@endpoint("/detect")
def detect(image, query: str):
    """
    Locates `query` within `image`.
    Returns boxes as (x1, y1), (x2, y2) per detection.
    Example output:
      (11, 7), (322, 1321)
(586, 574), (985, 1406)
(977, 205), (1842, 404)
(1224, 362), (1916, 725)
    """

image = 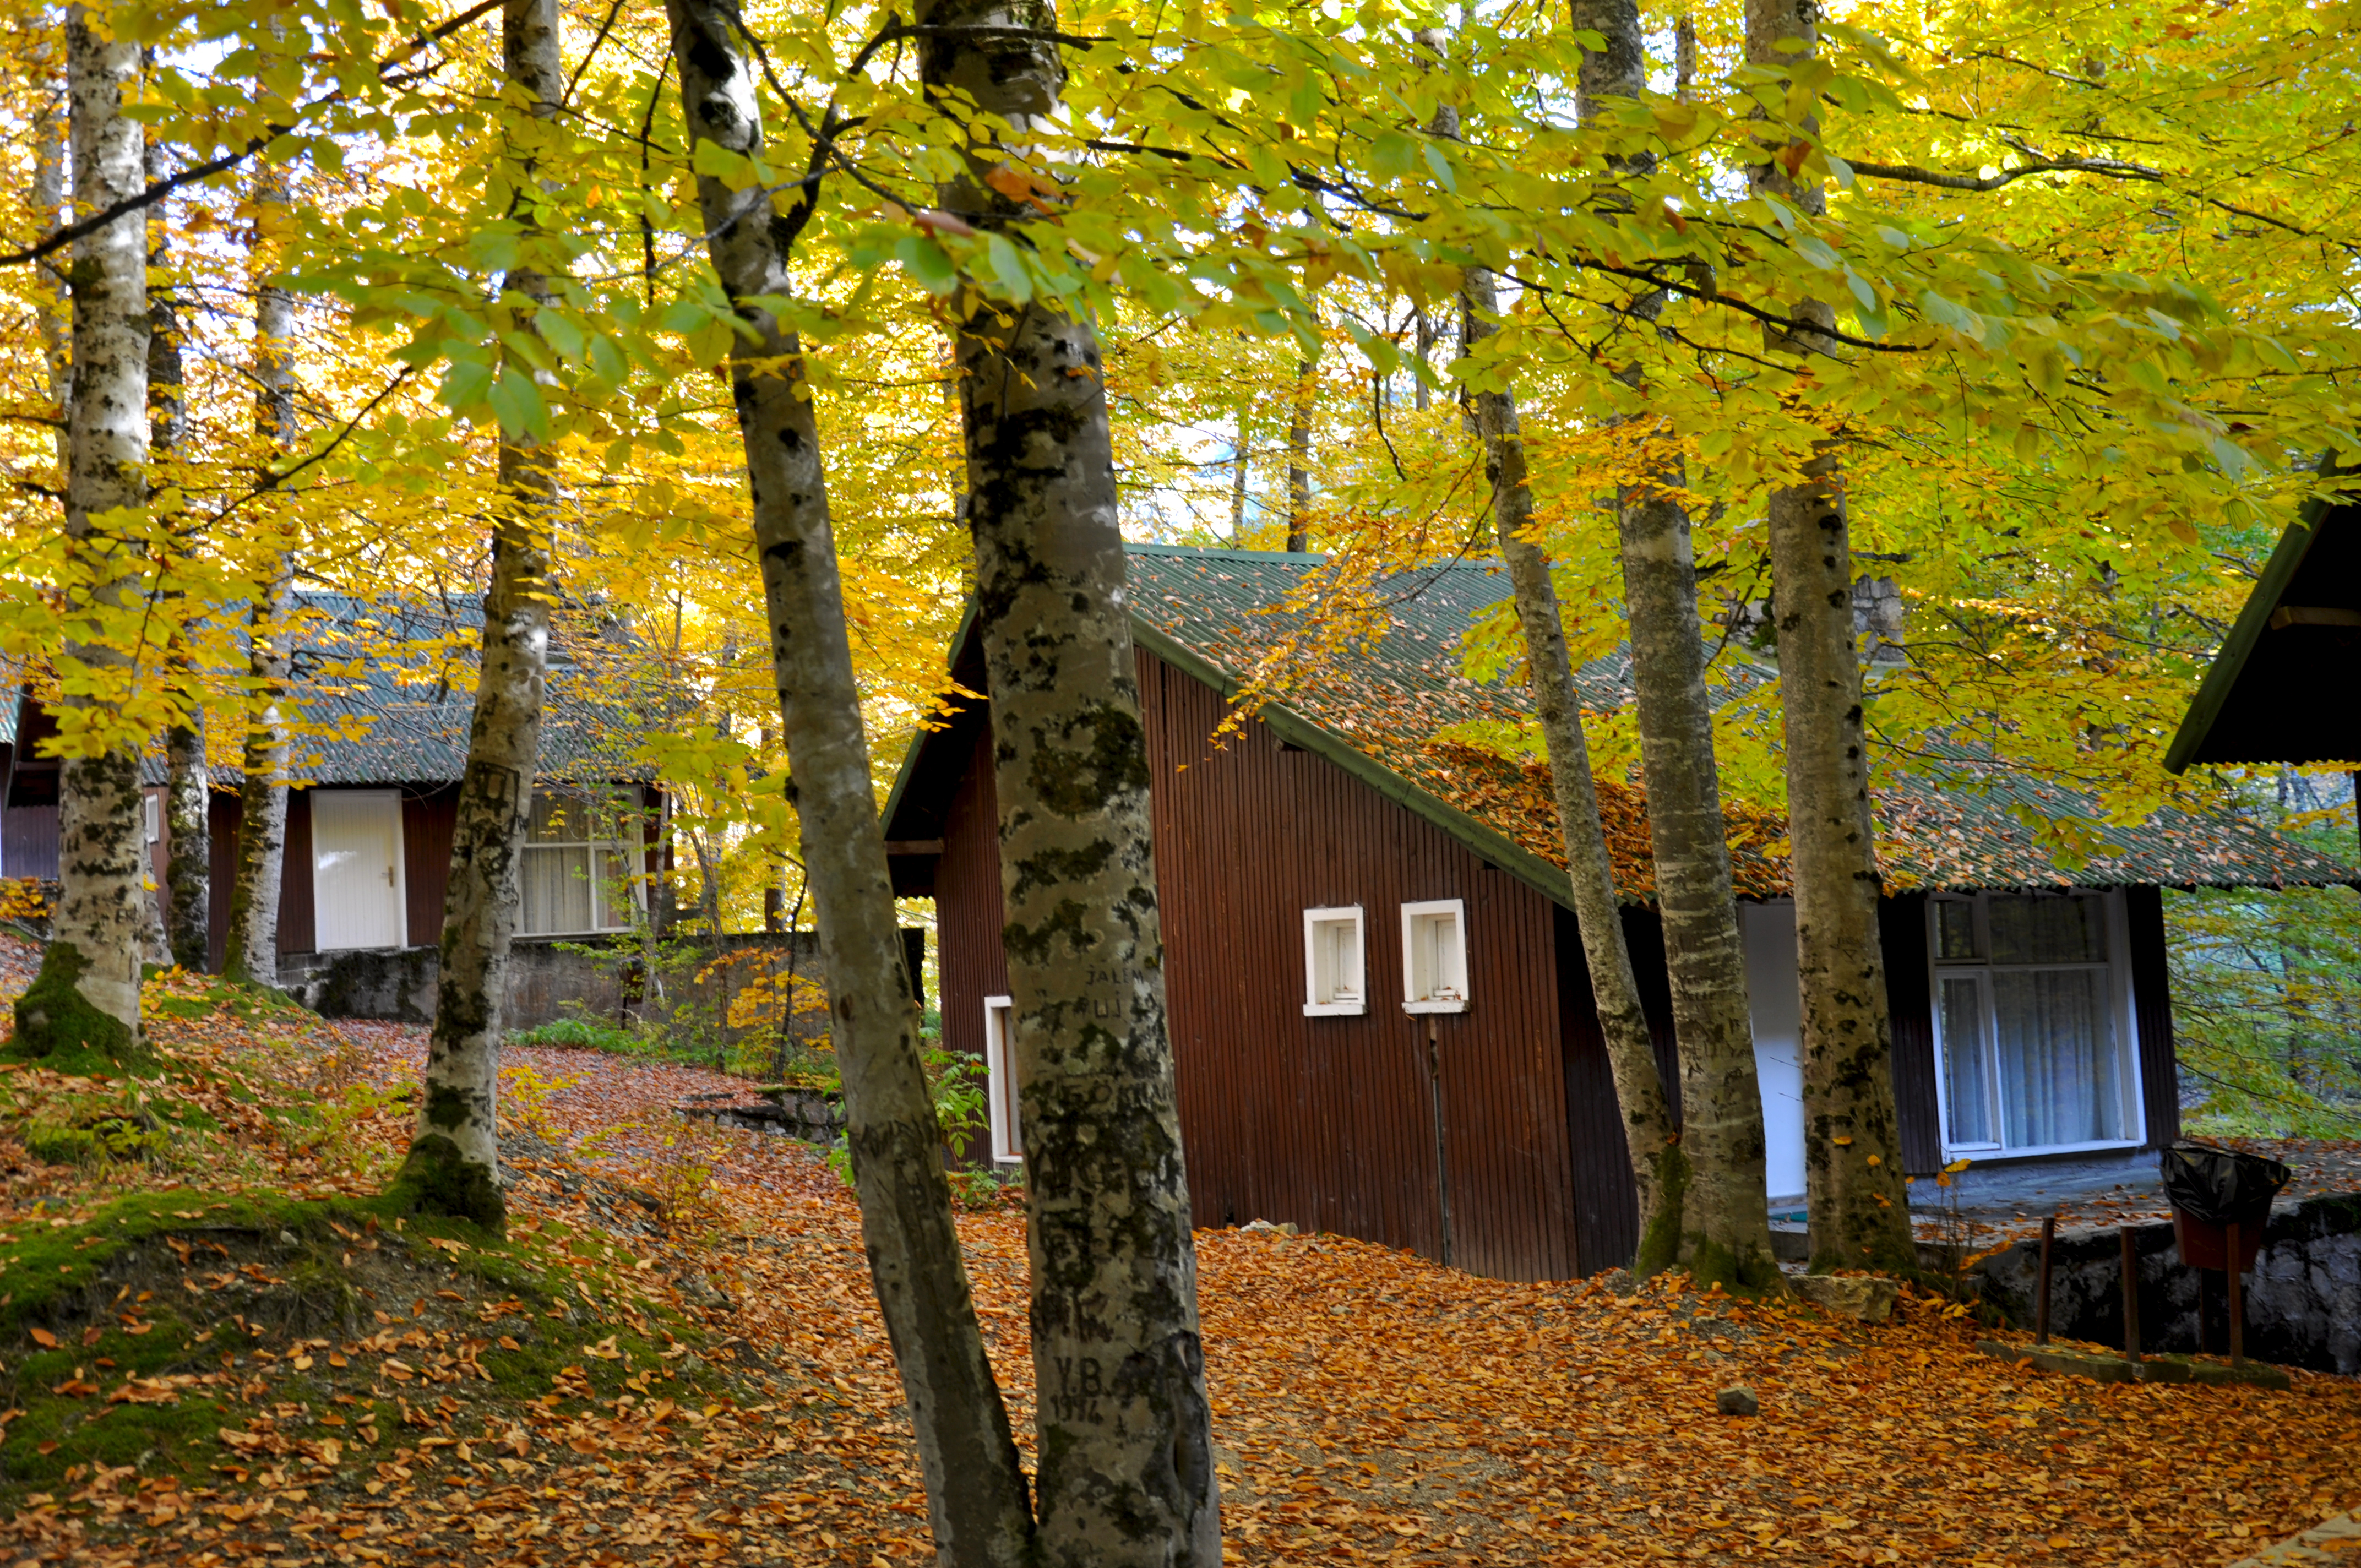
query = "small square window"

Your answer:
(1401, 899), (1468, 1014)
(1303, 907), (1367, 1016)
(983, 995), (1021, 1164)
